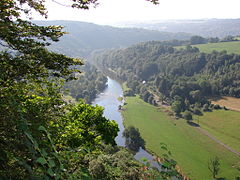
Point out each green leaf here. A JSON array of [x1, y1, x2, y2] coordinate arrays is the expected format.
[[24, 132, 34, 143], [18, 160, 33, 173], [36, 157, 47, 165], [47, 168, 55, 177], [48, 159, 56, 168], [162, 161, 171, 169], [41, 149, 48, 157], [38, 125, 47, 132]]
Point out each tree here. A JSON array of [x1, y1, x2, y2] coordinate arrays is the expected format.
[[208, 156, 220, 179], [183, 111, 192, 121], [190, 35, 207, 45], [1, 0, 160, 178], [57, 102, 118, 149], [171, 100, 182, 116], [123, 126, 145, 153]]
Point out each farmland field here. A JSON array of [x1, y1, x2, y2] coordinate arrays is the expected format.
[[122, 96, 240, 180], [176, 41, 240, 54], [211, 96, 240, 112], [193, 109, 240, 152]]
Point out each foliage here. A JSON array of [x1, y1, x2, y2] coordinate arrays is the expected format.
[[183, 111, 192, 121], [171, 100, 182, 116], [190, 35, 207, 45], [158, 143, 182, 179], [56, 101, 119, 149], [123, 126, 145, 153], [202, 103, 210, 112], [0, 0, 116, 178], [208, 156, 221, 179], [64, 63, 107, 103], [87, 147, 144, 180]]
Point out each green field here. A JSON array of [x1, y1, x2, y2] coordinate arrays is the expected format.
[[193, 110, 240, 152], [177, 41, 240, 54], [122, 96, 240, 180]]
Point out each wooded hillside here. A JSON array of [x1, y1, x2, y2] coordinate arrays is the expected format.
[[92, 41, 240, 114]]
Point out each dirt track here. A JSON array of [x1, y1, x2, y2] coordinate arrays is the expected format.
[[196, 127, 240, 156]]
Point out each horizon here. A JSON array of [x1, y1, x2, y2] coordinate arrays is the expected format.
[[34, 18, 240, 27], [33, 0, 240, 25]]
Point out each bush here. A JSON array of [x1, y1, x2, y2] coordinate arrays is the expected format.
[[213, 104, 222, 109], [202, 104, 209, 112], [209, 103, 214, 109], [193, 107, 202, 115], [124, 89, 134, 96], [223, 106, 228, 110], [183, 111, 192, 121]]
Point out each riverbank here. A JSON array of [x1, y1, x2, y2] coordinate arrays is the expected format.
[[121, 96, 240, 180]]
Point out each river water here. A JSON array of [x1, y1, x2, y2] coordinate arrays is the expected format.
[[92, 77, 160, 168]]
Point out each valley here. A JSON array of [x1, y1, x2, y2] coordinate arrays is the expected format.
[[2, 11, 240, 179]]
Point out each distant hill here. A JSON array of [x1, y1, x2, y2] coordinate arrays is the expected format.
[[35, 20, 192, 57], [117, 19, 240, 38]]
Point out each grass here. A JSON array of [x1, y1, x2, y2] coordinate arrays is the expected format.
[[122, 96, 240, 180], [176, 41, 240, 54], [211, 96, 240, 112], [193, 109, 240, 152]]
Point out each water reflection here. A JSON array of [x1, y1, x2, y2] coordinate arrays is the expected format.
[[92, 77, 161, 170]]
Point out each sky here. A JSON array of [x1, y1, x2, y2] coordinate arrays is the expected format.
[[34, 0, 240, 25]]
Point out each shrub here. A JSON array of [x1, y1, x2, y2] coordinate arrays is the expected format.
[[223, 106, 228, 110], [202, 104, 209, 112], [213, 104, 221, 109], [183, 111, 192, 121], [193, 107, 203, 115]]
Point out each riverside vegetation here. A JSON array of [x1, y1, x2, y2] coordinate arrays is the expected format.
[[64, 63, 107, 104]]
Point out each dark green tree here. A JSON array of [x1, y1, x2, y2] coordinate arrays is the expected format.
[[123, 126, 145, 153], [183, 111, 192, 121], [190, 35, 207, 45], [208, 156, 221, 179]]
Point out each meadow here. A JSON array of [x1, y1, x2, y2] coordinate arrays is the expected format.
[[176, 41, 240, 54], [122, 96, 240, 180], [193, 109, 240, 152]]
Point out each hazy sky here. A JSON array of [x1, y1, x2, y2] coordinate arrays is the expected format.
[[34, 0, 240, 25]]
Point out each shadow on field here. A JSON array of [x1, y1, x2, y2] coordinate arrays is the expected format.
[[187, 121, 200, 127]]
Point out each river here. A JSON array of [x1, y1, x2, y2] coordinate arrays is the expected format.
[[92, 77, 160, 168]]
